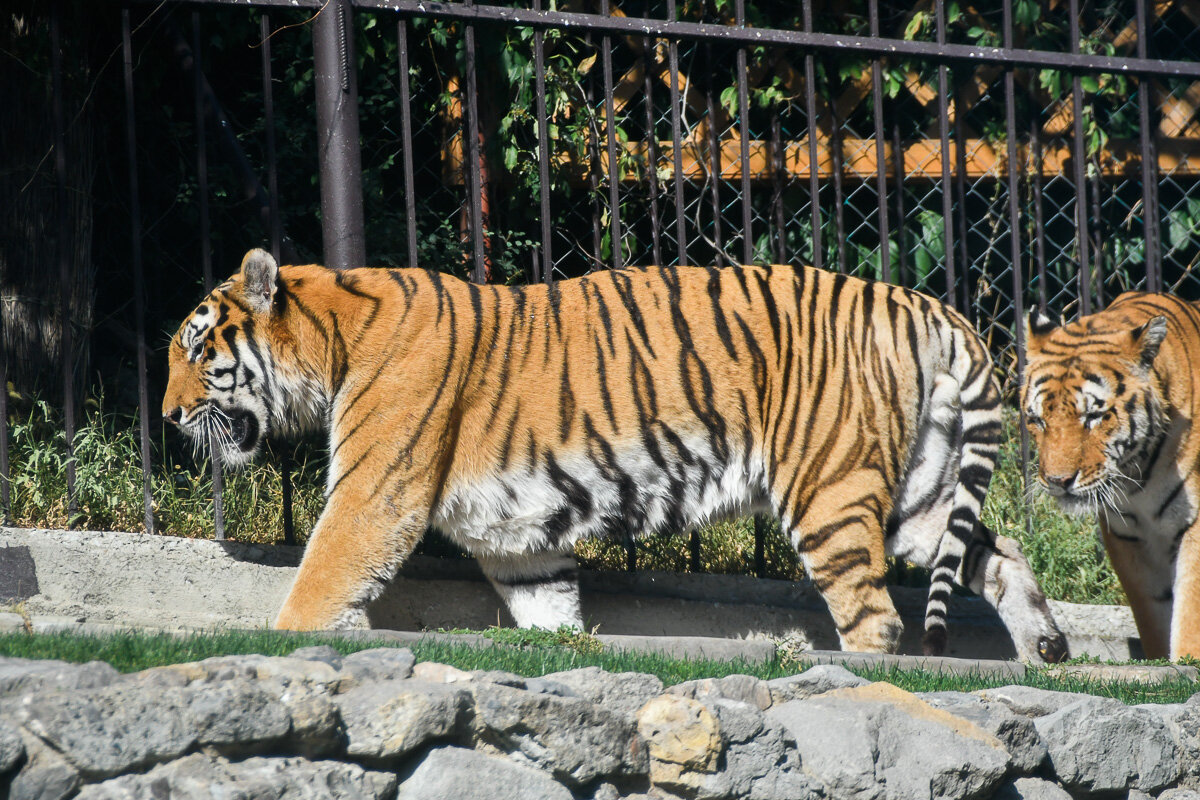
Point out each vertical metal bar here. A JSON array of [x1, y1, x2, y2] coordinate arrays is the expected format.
[[771, 113, 786, 263], [313, 0, 367, 269], [1032, 117, 1049, 312], [398, 19, 419, 268], [936, 0, 957, 309], [893, 123, 909, 285], [463, 14, 487, 281], [804, 0, 821, 270], [736, 0, 752, 266], [1091, 166, 1105, 304], [0, 313, 7, 525], [533, 0, 553, 282], [261, 13, 294, 547], [830, 65, 846, 274], [193, 11, 225, 541], [869, 0, 892, 281], [643, 33, 663, 267], [586, 49, 604, 271], [53, 5, 79, 528], [1004, 0, 1034, 540], [1137, 0, 1161, 293], [600, 0, 623, 269], [122, 8, 154, 534], [1069, 0, 1092, 314], [705, 41, 724, 267], [954, 82, 970, 315], [668, 0, 687, 266]]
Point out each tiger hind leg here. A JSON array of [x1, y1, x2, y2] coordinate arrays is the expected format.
[[889, 374, 1066, 662], [477, 551, 585, 630], [787, 473, 903, 654]]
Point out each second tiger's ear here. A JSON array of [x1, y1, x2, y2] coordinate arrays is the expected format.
[[1131, 315, 1168, 367], [1024, 309, 1057, 353], [241, 248, 279, 314]]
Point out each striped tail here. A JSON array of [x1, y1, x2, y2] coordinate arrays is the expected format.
[[921, 341, 1003, 657]]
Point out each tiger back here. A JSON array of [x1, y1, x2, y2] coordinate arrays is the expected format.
[[1024, 293, 1200, 660], [163, 249, 1066, 662]]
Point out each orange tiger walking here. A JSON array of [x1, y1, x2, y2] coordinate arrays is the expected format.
[[164, 249, 1066, 661]]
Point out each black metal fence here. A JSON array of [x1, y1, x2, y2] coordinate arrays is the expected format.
[[4, 0, 1200, 571]]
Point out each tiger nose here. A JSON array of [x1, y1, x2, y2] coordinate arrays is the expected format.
[[164, 407, 183, 426], [1043, 471, 1077, 490]]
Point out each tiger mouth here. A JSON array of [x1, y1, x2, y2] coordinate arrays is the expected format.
[[229, 410, 260, 453]]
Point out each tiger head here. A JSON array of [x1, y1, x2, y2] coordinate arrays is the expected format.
[[1022, 309, 1169, 515], [162, 249, 292, 467]]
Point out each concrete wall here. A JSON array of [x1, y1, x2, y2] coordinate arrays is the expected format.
[[0, 527, 1140, 660]]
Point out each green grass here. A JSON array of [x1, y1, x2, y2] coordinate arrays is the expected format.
[[0, 627, 1193, 705], [7, 400, 1118, 605]]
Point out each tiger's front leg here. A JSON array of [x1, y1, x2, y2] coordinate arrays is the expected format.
[[274, 481, 435, 630]]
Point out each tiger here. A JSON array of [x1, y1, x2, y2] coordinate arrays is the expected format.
[[1024, 293, 1200, 660], [162, 248, 1068, 662]]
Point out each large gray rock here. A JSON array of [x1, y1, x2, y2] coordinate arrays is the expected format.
[[919, 691, 1048, 774], [396, 745, 573, 800], [766, 664, 868, 704], [668, 674, 773, 711], [472, 681, 648, 786], [0, 657, 119, 698], [1034, 696, 1181, 794], [767, 682, 1010, 800], [7, 680, 294, 778], [991, 777, 1073, 800], [334, 679, 471, 762], [75, 753, 396, 799], [541, 667, 664, 719]]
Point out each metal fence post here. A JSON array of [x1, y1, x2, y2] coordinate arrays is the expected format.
[[313, 0, 366, 269]]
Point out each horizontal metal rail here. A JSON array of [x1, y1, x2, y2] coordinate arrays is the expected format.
[[183, 0, 1200, 79]]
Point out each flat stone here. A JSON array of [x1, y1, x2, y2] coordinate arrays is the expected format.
[[1034, 696, 1181, 794], [288, 644, 345, 669], [412, 661, 474, 684], [74, 753, 397, 799], [0, 716, 25, 773], [396, 746, 572, 800], [1044, 663, 1199, 684], [794, 650, 1027, 680], [667, 674, 772, 710], [768, 682, 1011, 800], [334, 679, 471, 761], [472, 681, 648, 786], [596, 634, 776, 665]]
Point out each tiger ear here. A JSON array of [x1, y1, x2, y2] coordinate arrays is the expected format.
[[1132, 316, 1168, 367], [240, 248, 279, 313], [1024, 309, 1057, 352]]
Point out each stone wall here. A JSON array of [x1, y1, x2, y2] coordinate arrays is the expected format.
[[3, 645, 1200, 800]]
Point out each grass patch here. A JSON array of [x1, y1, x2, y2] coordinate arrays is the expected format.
[[8, 400, 1120, 604], [0, 628, 1194, 705]]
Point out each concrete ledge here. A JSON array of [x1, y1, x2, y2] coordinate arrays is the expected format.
[[0, 526, 1142, 663]]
